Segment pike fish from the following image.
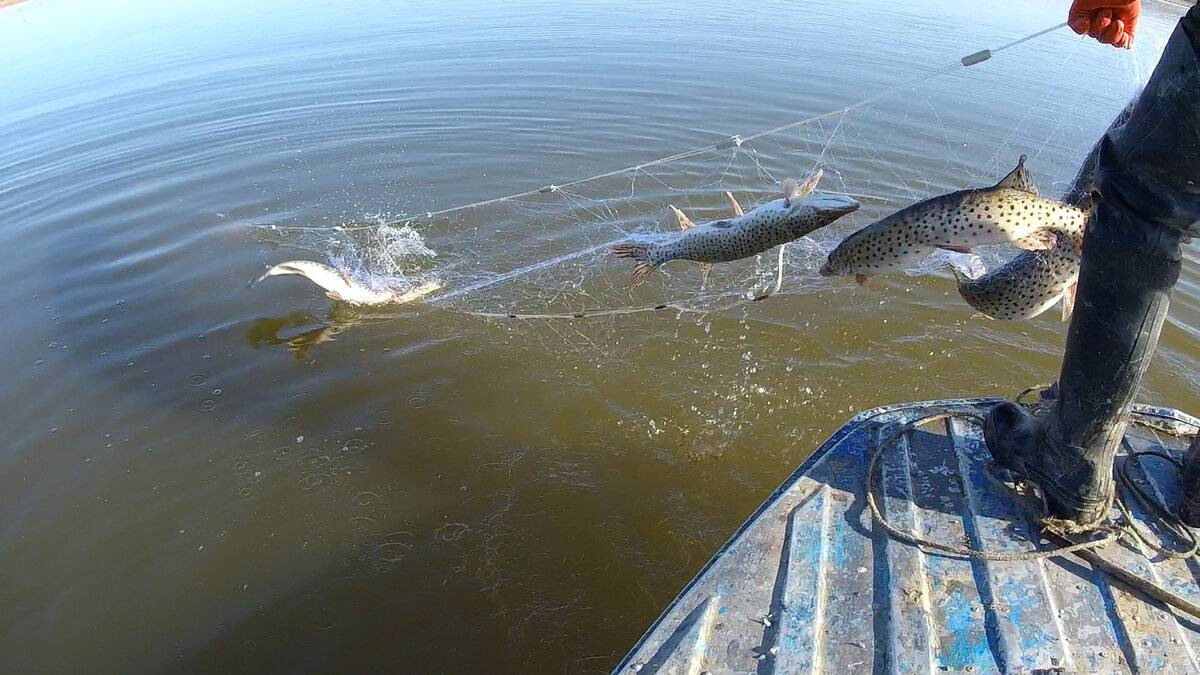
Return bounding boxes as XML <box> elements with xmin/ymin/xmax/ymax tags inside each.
<box><xmin>953</xmin><ymin>231</ymin><xmax>1082</xmax><ymax>321</ymax></box>
<box><xmin>613</xmin><ymin>170</ymin><xmax>859</xmax><ymax>286</ymax></box>
<box><xmin>819</xmin><ymin>155</ymin><xmax>1089</xmax><ymax>283</ymax></box>
<box><xmin>252</xmin><ymin>260</ymin><xmax>442</xmax><ymax>305</ymax></box>
<box><xmin>952</xmin><ymin>129</ymin><xmax>1109</xmax><ymax>321</ymax></box>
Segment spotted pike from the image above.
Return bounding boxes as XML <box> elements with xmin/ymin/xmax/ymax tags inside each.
<box><xmin>952</xmin><ymin>119</ymin><xmax>1115</xmax><ymax>321</ymax></box>
<box><xmin>819</xmin><ymin>155</ymin><xmax>1089</xmax><ymax>282</ymax></box>
<box><xmin>613</xmin><ymin>170</ymin><xmax>859</xmax><ymax>286</ymax></box>
<box><xmin>954</xmin><ymin>231</ymin><xmax>1081</xmax><ymax>321</ymax></box>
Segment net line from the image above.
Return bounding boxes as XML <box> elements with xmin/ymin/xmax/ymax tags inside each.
<box><xmin>269</xmin><ymin>21</ymin><xmax>1068</xmax><ymax>239</ymax></box>
<box><xmin>260</xmin><ymin>21</ymin><xmax>1074</xmax><ymax>322</ymax></box>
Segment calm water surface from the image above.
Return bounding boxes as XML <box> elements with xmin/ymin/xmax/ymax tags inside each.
<box><xmin>2</xmin><ymin>0</ymin><xmax>1198</xmax><ymax>672</ymax></box>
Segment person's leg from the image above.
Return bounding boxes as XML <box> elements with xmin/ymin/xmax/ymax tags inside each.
<box><xmin>1182</xmin><ymin>435</ymin><xmax>1200</xmax><ymax>524</ymax></box>
<box><xmin>984</xmin><ymin>4</ymin><xmax>1200</xmax><ymax>525</ymax></box>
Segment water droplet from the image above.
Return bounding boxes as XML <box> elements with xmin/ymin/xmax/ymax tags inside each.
<box><xmin>354</xmin><ymin>491</ymin><xmax>381</xmax><ymax>507</ymax></box>
<box><xmin>435</xmin><ymin>523</ymin><xmax>469</xmax><ymax>542</ymax></box>
<box><xmin>374</xmin><ymin>541</ymin><xmax>411</xmax><ymax>563</ymax></box>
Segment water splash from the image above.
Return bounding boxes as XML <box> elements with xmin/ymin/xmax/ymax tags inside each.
<box><xmin>317</xmin><ymin>220</ymin><xmax>440</xmax><ymax>294</ymax></box>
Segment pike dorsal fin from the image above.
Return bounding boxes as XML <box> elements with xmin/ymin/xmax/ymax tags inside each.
<box><xmin>662</xmin><ymin>205</ymin><xmax>695</xmax><ymax>230</ymax></box>
<box><xmin>781</xmin><ymin>178</ymin><xmax>797</xmax><ymax>201</ymax></box>
<box><xmin>781</xmin><ymin>169</ymin><xmax>824</xmax><ymax>205</ymax></box>
<box><xmin>993</xmin><ymin>154</ymin><xmax>1039</xmax><ymax>196</ymax></box>
<box><xmin>725</xmin><ymin>191</ymin><xmax>744</xmax><ymax>218</ymax></box>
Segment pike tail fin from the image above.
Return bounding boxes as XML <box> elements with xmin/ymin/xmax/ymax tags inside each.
<box><xmin>612</xmin><ymin>241</ymin><xmax>659</xmax><ymax>287</ymax></box>
<box><xmin>612</xmin><ymin>241</ymin><xmax>650</xmax><ymax>260</ymax></box>
<box><xmin>629</xmin><ymin>261</ymin><xmax>657</xmax><ymax>287</ymax></box>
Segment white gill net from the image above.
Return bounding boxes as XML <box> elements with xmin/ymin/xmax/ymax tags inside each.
<box><xmin>254</xmin><ymin>22</ymin><xmax>1160</xmax><ymax>352</ymax></box>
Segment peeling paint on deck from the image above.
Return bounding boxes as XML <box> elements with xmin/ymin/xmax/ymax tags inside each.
<box><xmin>617</xmin><ymin>399</ymin><xmax>1200</xmax><ymax>673</ymax></box>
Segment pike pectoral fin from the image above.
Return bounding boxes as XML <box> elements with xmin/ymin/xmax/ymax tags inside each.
<box><xmin>699</xmin><ymin>263</ymin><xmax>713</xmax><ymax>288</ymax></box>
<box><xmin>724</xmin><ymin>191</ymin><xmax>744</xmax><ymax>218</ymax></box>
<box><xmin>938</xmin><ymin>244</ymin><xmax>973</xmax><ymax>254</ymax></box>
<box><xmin>1061</xmin><ymin>279</ymin><xmax>1078</xmax><ymax>322</ymax></box>
<box><xmin>854</xmin><ymin>274</ymin><xmax>870</xmax><ymax>286</ymax></box>
<box><xmin>1014</xmin><ymin>230</ymin><xmax>1057</xmax><ymax>251</ymax></box>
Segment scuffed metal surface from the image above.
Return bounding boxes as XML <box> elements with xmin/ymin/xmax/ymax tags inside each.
<box><xmin>615</xmin><ymin>398</ymin><xmax>1200</xmax><ymax>674</ymax></box>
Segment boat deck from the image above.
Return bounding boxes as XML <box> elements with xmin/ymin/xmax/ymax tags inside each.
<box><xmin>616</xmin><ymin>398</ymin><xmax>1200</xmax><ymax>674</ymax></box>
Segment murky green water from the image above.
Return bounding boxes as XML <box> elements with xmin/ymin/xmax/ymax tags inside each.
<box><xmin>2</xmin><ymin>0</ymin><xmax>1197</xmax><ymax>672</ymax></box>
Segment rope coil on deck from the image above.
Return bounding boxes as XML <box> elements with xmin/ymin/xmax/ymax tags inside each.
<box><xmin>864</xmin><ymin>411</ymin><xmax>1123</xmax><ymax>562</ymax></box>
<box><xmin>867</xmin><ymin>402</ymin><xmax>1200</xmax><ymax>621</ymax></box>
<box><xmin>1115</xmin><ymin>447</ymin><xmax>1199</xmax><ymax>559</ymax></box>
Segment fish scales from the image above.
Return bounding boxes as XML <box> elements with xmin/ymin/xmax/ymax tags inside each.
<box><xmin>658</xmin><ymin>201</ymin><xmax>824</xmax><ymax>264</ymax></box>
<box><xmin>614</xmin><ymin>171</ymin><xmax>858</xmax><ymax>286</ymax></box>
<box><xmin>955</xmin><ymin>232</ymin><xmax>1081</xmax><ymax>320</ymax></box>
<box><xmin>819</xmin><ymin>155</ymin><xmax>1089</xmax><ymax>279</ymax></box>
<box><xmin>953</xmin><ymin>133</ymin><xmax>1108</xmax><ymax>321</ymax></box>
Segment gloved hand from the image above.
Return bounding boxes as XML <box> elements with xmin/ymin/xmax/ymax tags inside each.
<box><xmin>1068</xmin><ymin>0</ymin><xmax>1140</xmax><ymax>48</ymax></box>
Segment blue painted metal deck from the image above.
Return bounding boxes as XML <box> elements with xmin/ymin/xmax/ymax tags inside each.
<box><xmin>616</xmin><ymin>398</ymin><xmax>1200</xmax><ymax>674</ymax></box>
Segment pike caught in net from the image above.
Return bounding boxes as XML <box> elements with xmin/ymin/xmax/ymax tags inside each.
<box><xmin>254</xmin><ymin>21</ymin><xmax>1155</xmax><ymax>329</ymax></box>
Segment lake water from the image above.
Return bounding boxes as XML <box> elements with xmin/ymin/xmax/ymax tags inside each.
<box><xmin>2</xmin><ymin>0</ymin><xmax>1197</xmax><ymax>672</ymax></box>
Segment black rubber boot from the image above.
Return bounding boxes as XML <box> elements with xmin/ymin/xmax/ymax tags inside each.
<box><xmin>984</xmin><ymin>7</ymin><xmax>1199</xmax><ymax>526</ymax></box>
<box><xmin>1181</xmin><ymin>435</ymin><xmax>1200</xmax><ymax>526</ymax></box>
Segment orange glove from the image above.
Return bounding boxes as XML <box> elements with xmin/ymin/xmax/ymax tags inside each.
<box><xmin>1068</xmin><ymin>0</ymin><xmax>1140</xmax><ymax>48</ymax></box>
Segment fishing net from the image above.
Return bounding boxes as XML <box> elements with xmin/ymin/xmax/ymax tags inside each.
<box><xmin>254</xmin><ymin>21</ymin><xmax>1160</xmax><ymax>340</ymax></box>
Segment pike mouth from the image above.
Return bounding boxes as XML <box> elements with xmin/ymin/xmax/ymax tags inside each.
<box><xmin>807</xmin><ymin>193</ymin><xmax>860</xmax><ymax>218</ymax></box>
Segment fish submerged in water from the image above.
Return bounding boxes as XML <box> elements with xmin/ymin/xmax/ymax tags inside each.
<box><xmin>819</xmin><ymin>155</ymin><xmax>1089</xmax><ymax>283</ymax></box>
<box><xmin>953</xmin><ymin>231</ymin><xmax>1082</xmax><ymax>321</ymax></box>
<box><xmin>612</xmin><ymin>170</ymin><xmax>860</xmax><ymax>286</ymax></box>
<box><xmin>252</xmin><ymin>260</ymin><xmax>442</xmax><ymax>305</ymax></box>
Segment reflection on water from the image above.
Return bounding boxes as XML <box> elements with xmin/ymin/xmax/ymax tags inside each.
<box><xmin>0</xmin><ymin>0</ymin><xmax>1196</xmax><ymax>673</ymax></box>
<box><xmin>248</xmin><ymin>311</ymin><xmax>337</xmax><ymax>359</ymax></box>
<box><xmin>247</xmin><ymin>307</ymin><xmax>401</xmax><ymax>360</ymax></box>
